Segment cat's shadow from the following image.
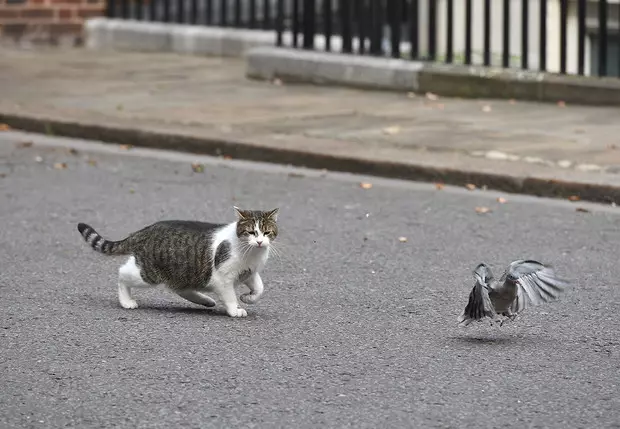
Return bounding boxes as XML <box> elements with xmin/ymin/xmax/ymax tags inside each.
<box><xmin>95</xmin><ymin>297</ymin><xmax>234</xmax><ymax>318</ymax></box>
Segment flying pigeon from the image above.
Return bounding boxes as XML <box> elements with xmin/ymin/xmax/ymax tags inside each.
<box><xmin>458</xmin><ymin>260</ymin><xmax>569</xmax><ymax>326</ymax></box>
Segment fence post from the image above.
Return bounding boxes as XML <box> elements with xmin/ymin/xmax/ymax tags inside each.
<box><xmin>303</xmin><ymin>0</ymin><xmax>316</xmax><ymax>50</ymax></box>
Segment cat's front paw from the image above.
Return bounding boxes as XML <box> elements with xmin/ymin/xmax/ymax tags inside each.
<box><xmin>119</xmin><ymin>298</ymin><xmax>138</xmax><ymax>309</ymax></box>
<box><xmin>226</xmin><ymin>307</ymin><xmax>248</xmax><ymax>318</ymax></box>
<box><xmin>240</xmin><ymin>293</ymin><xmax>259</xmax><ymax>304</ymax></box>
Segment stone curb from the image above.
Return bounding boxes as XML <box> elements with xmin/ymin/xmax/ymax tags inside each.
<box><xmin>246</xmin><ymin>47</ymin><xmax>620</xmax><ymax>106</ymax></box>
<box><xmin>85</xmin><ymin>17</ymin><xmax>279</xmax><ymax>57</ymax></box>
<box><xmin>2</xmin><ymin>111</ymin><xmax>619</xmax><ymax>205</ymax></box>
<box><xmin>84</xmin><ymin>18</ymin><xmax>351</xmax><ymax>57</ymax></box>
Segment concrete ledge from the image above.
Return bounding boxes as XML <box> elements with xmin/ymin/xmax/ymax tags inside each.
<box><xmin>2</xmin><ymin>111</ymin><xmax>620</xmax><ymax>205</ymax></box>
<box><xmin>85</xmin><ymin>18</ymin><xmax>278</xmax><ymax>57</ymax></box>
<box><xmin>246</xmin><ymin>47</ymin><xmax>620</xmax><ymax>106</ymax></box>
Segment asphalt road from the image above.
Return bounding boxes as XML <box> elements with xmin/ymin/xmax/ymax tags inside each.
<box><xmin>1</xmin><ymin>130</ymin><xmax>619</xmax><ymax>429</ymax></box>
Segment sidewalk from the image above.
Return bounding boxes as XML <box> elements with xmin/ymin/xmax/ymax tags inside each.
<box><xmin>2</xmin><ymin>45</ymin><xmax>620</xmax><ymax>203</ymax></box>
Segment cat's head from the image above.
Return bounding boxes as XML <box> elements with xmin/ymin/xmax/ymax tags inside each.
<box><xmin>234</xmin><ymin>207</ymin><xmax>279</xmax><ymax>249</ymax></box>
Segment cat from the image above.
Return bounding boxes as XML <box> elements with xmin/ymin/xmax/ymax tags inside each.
<box><xmin>76</xmin><ymin>207</ymin><xmax>279</xmax><ymax>317</ymax></box>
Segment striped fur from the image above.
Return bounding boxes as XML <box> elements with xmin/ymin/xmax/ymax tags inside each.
<box><xmin>77</xmin><ymin>223</ymin><xmax>128</xmax><ymax>255</ymax></box>
<box><xmin>76</xmin><ymin>207</ymin><xmax>280</xmax><ymax>316</ymax></box>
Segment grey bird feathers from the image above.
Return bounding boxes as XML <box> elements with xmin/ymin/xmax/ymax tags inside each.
<box><xmin>458</xmin><ymin>260</ymin><xmax>569</xmax><ymax>326</ymax></box>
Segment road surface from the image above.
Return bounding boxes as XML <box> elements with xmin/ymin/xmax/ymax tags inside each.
<box><xmin>0</xmin><ymin>130</ymin><xmax>619</xmax><ymax>428</ymax></box>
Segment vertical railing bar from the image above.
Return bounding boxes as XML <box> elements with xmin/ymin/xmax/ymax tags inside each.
<box><xmin>428</xmin><ymin>0</ymin><xmax>437</xmax><ymax>60</ymax></box>
<box><xmin>483</xmin><ymin>0</ymin><xmax>491</xmax><ymax>66</ymax></box>
<box><xmin>276</xmin><ymin>0</ymin><xmax>284</xmax><ymax>46</ymax></box>
<box><xmin>205</xmin><ymin>0</ymin><xmax>212</xmax><ymax>24</ymax></box>
<box><xmin>293</xmin><ymin>0</ymin><xmax>299</xmax><ymax>47</ymax></box>
<box><xmin>219</xmin><ymin>0</ymin><xmax>226</xmax><ymax>26</ymax></box>
<box><xmin>120</xmin><ymin>0</ymin><xmax>128</xmax><ymax>18</ymax></box>
<box><xmin>465</xmin><ymin>0</ymin><xmax>472</xmax><ymax>64</ymax></box>
<box><xmin>446</xmin><ymin>0</ymin><xmax>453</xmax><ymax>63</ymax></box>
<box><xmin>177</xmin><ymin>0</ymin><xmax>185</xmax><ymax>23</ymax></box>
<box><xmin>539</xmin><ymin>0</ymin><xmax>547</xmax><ymax>71</ymax></box>
<box><xmin>263</xmin><ymin>0</ymin><xmax>272</xmax><ymax>29</ymax></box>
<box><xmin>341</xmin><ymin>0</ymin><xmax>352</xmax><ymax>53</ymax></box>
<box><xmin>521</xmin><ymin>0</ymin><xmax>529</xmax><ymax>69</ymax></box>
<box><xmin>234</xmin><ymin>0</ymin><xmax>241</xmax><ymax>27</ymax></box>
<box><xmin>135</xmin><ymin>0</ymin><xmax>143</xmax><ymax>20</ymax></box>
<box><xmin>355</xmin><ymin>0</ymin><xmax>367</xmax><ymax>55</ymax></box>
<box><xmin>250</xmin><ymin>0</ymin><xmax>257</xmax><ymax>28</ymax></box>
<box><xmin>190</xmin><ymin>0</ymin><xmax>197</xmax><ymax>24</ymax></box>
<box><xmin>323</xmin><ymin>0</ymin><xmax>333</xmax><ymax>52</ymax></box>
<box><xmin>106</xmin><ymin>0</ymin><xmax>115</xmax><ymax>17</ymax></box>
<box><xmin>410</xmin><ymin>0</ymin><xmax>419</xmax><ymax>59</ymax></box>
<box><xmin>163</xmin><ymin>0</ymin><xmax>170</xmax><ymax>22</ymax></box>
<box><xmin>502</xmin><ymin>0</ymin><xmax>510</xmax><ymax>67</ymax></box>
<box><xmin>559</xmin><ymin>0</ymin><xmax>567</xmax><ymax>73</ymax></box>
<box><xmin>390</xmin><ymin>0</ymin><xmax>402</xmax><ymax>58</ymax></box>
<box><xmin>577</xmin><ymin>0</ymin><xmax>585</xmax><ymax>75</ymax></box>
<box><xmin>302</xmin><ymin>0</ymin><xmax>316</xmax><ymax>50</ymax></box>
<box><xmin>599</xmin><ymin>0</ymin><xmax>608</xmax><ymax>77</ymax></box>
<box><xmin>148</xmin><ymin>0</ymin><xmax>156</xmax><ymax>21</ymax></box>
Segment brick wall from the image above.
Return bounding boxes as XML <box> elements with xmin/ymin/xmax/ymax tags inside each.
<box><xmin>0</xmin><ymin>0</ymin><xmax>105</xmax><ymax>45</ymax></box>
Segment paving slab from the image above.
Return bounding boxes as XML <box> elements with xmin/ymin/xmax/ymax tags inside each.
<box><xmin>2</xmin><ymin>46</ymin><xmax>620</xmax><ymax>202</ymax></box>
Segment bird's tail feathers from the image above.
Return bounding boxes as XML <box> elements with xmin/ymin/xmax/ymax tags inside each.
<box><xmin>458</xmin><ymin>279</ymin><xmax>497</xmax><ymax>327</ymax></box>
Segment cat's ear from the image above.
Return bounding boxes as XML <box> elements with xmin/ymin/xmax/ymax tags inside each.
<box><xmin>265</xmin><ymin>208</ymin><xmax>279</xmax><ymax>221</ymax></box>
<box><xmin>233</xmin><ymin>206</ymin><xmax>250</xmax><ymax>219</ymax></box>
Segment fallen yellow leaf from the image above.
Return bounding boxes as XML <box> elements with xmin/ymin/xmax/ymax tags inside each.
<box><xmin>53</xmin><ymin>162</ymin><xmax>67</xmax><ymax>170</ymax></box>
<box><xmin>382</xmin><ymin>126</ymin><xmax>401</xmax><ymax>135</ymax></box>
<box><xmin>191</xmin><ymin>163</ymin><xmax>205</xmax><ymax>173</ymax></box>
<box><xmin>360</xmin><ymin>182</ymin><xmax>373</xmax><ymax>189</ymax></box>
<box><xmin>435</xmin><ymin>183</ymin><xmax>445</xmax><ymax>190</ymax></box>
<box><xmin>475</xmin><ymin>206</ymin><xmax>491</xmax><ymax>214</ymax></box>
<box><xmin>497</xmin><ymin>197</ymin><xmax>507</xmax><ymax>204</ymax></box>
<box><xmin>119</xmin><ymin>144</ymin><xmax>133</xmax><ymax>151</ymax></box>
<box><xmin>465</xmin><ymin>183</ymin><xmax>476</xmax><ymax>191</ymax></box>
<box><xmin>0</xmin><ymin>124</ymin><xmax>11</xmax><ymax>131</ymax></box>
<box><xmin>568</xmin><ymin>195</ymin><xmax>580</xmax><ymax>202</ymax></box>
<box><xmin>87</xmin><ymin>159</ymin><xmax>97</xmax><ymax>166</ymax></box>
<box><xmin>398</xmin><ymin>237</ymin><xmax>408</xmax><ymax>243</ymax></box>
<box><xmin>223</xmin><ymin>155</ymin><xmax>233</xmax><ymax>160</ymax></box>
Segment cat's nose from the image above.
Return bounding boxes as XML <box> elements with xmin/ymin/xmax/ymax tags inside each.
<box><xmin>256</xmin><ymin>240</ymin><xmax>263</xmax><ymax>247</ymax></box>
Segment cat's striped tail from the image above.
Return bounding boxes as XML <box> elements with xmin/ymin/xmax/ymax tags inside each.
<box><xmin>77</xmin><ymin>223</ymin><xmax>129</xmax><ymax>255</ymax></box>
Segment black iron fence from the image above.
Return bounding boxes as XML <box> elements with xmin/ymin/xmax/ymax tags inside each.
<box><xmin>107</xmin><ymin>0</ymin><xmax>620</xmax><ymax>78</ymax></box>
<box><xmin>107</xmin><ymin>0</ymin><xmax>280</xmax><ymax>29</ymax></box>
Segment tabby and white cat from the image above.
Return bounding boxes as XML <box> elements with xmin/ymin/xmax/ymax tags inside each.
<box><xmin>77</xmin><ymin>207</ymin><xmax>279</xmax><ymax>317</ymax></box>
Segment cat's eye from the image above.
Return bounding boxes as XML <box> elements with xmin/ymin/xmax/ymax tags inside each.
<box><xmin>264</xmin><ymin>231</ymin><xmax>272</xmax><ymax>236</ymax></box>
<box><xmin>248</xmin><ymin>231</ymin><xmax>257</xmax><ymax>236</ymax></box>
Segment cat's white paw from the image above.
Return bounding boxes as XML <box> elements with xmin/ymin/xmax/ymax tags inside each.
<box><xmin>120</xmin><ymin>299</ymin><xmax>138</xmax><ymax>309</ymax></box>
<box><xmin>226</xmin><ymin>307</ymin><xmax>248</xmax><ymax>318</ymax></box>
<box><xmin>240</xmin><ymin>293</ymin><xmax>259</xmax><ymax>304</ymax></box>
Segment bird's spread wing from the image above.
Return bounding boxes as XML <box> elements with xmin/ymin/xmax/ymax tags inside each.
<box><xmin>458</xmin><ymin>279</ymin><xmax>497</xmax><ymax>326</ymax></box>
<box><xmin>503</xmin><ymin>260</ymin><xmax>569</xmax><ymax>314</ymax></box>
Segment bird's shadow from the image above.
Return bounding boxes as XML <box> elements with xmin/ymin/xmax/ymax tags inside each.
<box><xmin>449</xmin><ymin>335</ymin><xmax>517</xmax><ymax>345</ymax></box>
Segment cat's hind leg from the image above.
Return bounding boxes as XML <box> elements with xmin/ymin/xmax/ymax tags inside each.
<box><xmin>118</xmin><ymin>256</ymin><xmax>151</xmax><ymax>309</ymax></box>
<box><xmin>174</xmin><ymin>290</ymin><xmax>217</xmax><ymax>308</ymax></box>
